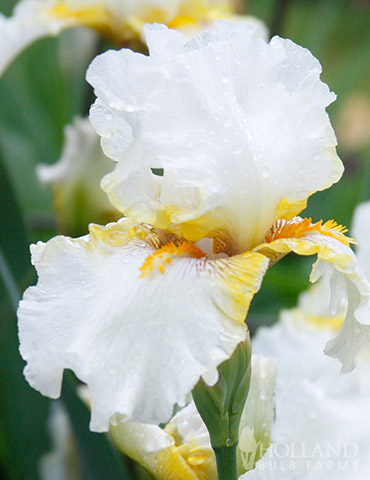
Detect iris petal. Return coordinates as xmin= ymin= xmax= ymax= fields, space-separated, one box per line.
xmin=254 ymin=216 xmax=370 ymax=372
xmin=18 ymin=218 xmax=269 ymax=431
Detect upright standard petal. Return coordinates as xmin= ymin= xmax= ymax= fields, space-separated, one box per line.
xmin=18 ymin=218 xmax=269 ymax=431
xmin=253 ymin=216 xmax=370 ymax=371
xmin=88 ymin=20 xmax=343 ymax=255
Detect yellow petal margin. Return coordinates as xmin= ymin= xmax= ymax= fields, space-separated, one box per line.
xmin=253 ymin=217 xmax=370 ymax=371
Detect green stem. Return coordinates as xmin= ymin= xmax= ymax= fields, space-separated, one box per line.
xmin=214 ymin=444 xmax=238 ymax=480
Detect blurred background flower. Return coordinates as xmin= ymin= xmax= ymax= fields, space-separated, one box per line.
xmin=0 ymin=0 xmax=369 ymax=479
xmin=242 ymin=287 xmax=370 ymax=479
xmin=36 ymin=116 xmax=120 ymax=236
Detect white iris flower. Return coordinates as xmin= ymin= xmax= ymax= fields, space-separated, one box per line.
xmin=0 ymin=0 xmax=256 ymax=75
xmin=244 ymin=281 xmax=370 ymax=478
xmin=17 ymin=21 xmax=370 ymax=433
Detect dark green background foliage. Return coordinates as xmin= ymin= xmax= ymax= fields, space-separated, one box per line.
xmin=0 ymin=0 xmax=369 ymax=478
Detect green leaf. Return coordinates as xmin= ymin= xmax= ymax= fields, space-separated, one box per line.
xmin=0 ymin=0 xmax=16 ymax=16
xmin=0 ymin=151 xmax=50 ymax=480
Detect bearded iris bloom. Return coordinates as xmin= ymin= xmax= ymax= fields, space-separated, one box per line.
xmin=0 ymin=0 xmax=263 ymax=76
xmin=17 ymin=21 xmax=370 ymax=434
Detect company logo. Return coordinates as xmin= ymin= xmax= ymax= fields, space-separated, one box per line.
xmin=238 ymin=427 xmax=268 ymax=470
xmin=238 ymin=426 xmax=360 ymax=472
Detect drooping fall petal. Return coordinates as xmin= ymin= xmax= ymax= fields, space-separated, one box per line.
xmin=254 ymin=216 xmax=370 ymax=372
xmin=18 ymin=218 xmax=268 ymax=431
